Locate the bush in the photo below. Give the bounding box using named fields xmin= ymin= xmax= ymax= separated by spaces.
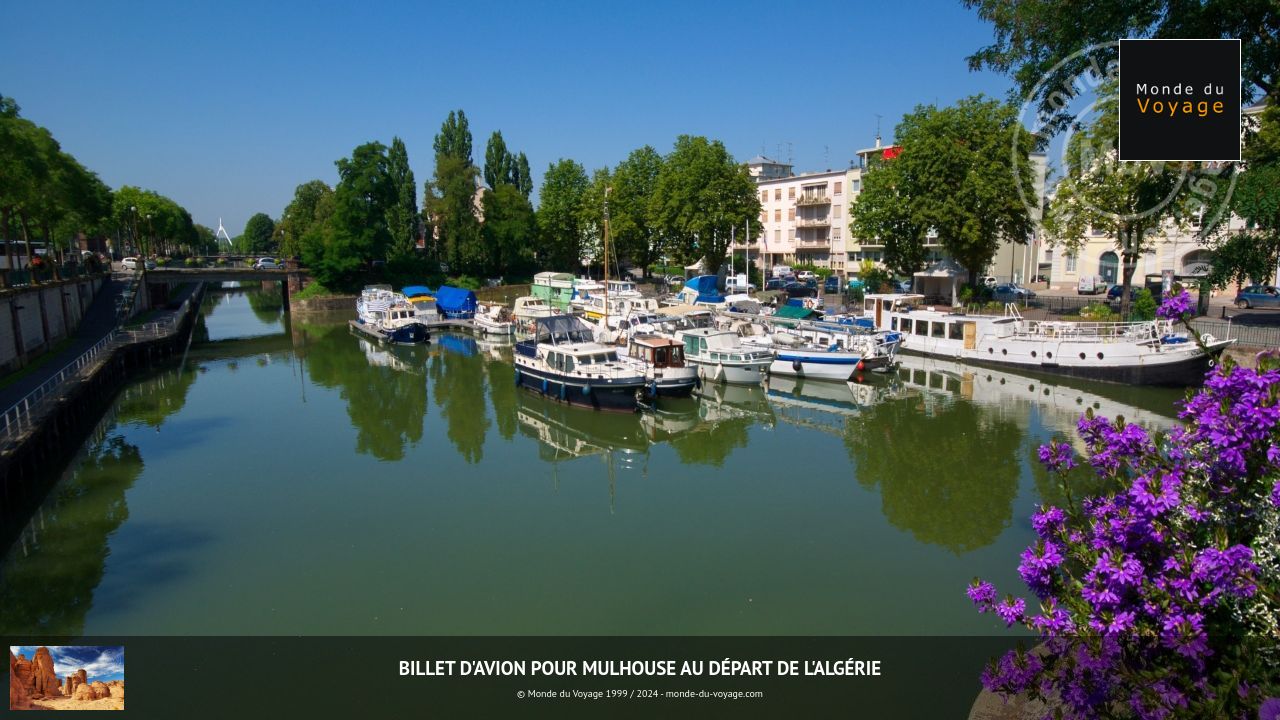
xmin=1079 ymin=303 xmax=1113 ymax=320
xmin=184 ymin=257 xmax=198 ymax=267
xmin=1130 ymin=288 xmax=1157 ymax=321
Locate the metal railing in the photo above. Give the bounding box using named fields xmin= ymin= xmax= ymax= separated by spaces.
xmin=1 ymin=329 xmax=118 ymax=440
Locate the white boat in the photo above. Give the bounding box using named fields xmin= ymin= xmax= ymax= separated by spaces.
xmin=674 ymin=327 xmax=774 ymax=385
xmin=767 ymin=327 xmax=902 ymax=381
xmin=474 ymin=302 xmax=516 ymax=336
xmin=531 ymin=272 xmax=576 ymax=311
xmin=513 ymin=315 xmax=648 ymax=411
xmin=861 ymin=293 xmax=1232 ymax=386
xmin=569 ymin=276 xmax=605 ymax=313
xmin=354 ymin=285 xmax=429 ymax=344
xmin=512 ymin=296 xmax=558 ymax=332
xmin=621 ymin=334 xmax=698 ymax=397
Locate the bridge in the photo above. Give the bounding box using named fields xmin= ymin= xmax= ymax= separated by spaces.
xmin=144 ymin=267 xmax=306 ymax=310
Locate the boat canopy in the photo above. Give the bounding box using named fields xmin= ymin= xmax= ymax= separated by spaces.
xmin=435 ymin=286 xmax=478 ymax=316
xmin=774 ymin=305 xmax=822 ymax=320
xmin=533 ymin=314 xmax=595 ymax=344
xmin=401 ymin=285 xmax=434 ymax=298
xmin=680 ymin=275 xmax=725 ymax=304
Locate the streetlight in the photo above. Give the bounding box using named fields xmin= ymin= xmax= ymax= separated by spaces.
xmin=129 ymin=205 xmax=138 ymax=257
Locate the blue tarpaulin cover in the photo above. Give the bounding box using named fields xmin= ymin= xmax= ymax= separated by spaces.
xmin=683 ymin=275 xmax=724 ymax=304
xmin=401 ymin=285 xmax=433 ymax=298
xmin=434 ymin=286 xmax=477 ymax=317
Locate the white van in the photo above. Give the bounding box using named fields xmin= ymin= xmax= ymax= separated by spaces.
xmin=724 ymin=273 xmax=756 ymax=293
xmin=772 ymin=265 xmax=792 ymax=278
xmin=1077 ymin=275 xmax=1105 ymax=295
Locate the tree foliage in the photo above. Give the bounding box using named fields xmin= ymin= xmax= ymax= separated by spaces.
xmin=536 ymin=159 xmax=589 ymax=270
xmin=852 ymin=96 xmax=1037 ymax=280
xmin=483 ymin=131 xmax=514 ymax=190
xmin=280 ymin=180 xmax=334 ymax=259
xmin=481 ymin=184 xmax=536 ymax=278
xmin=385 ymin=136 xmax=418 ymax=262
xmin=433 ymin=109 xmax=472 ymax=165
xmin=514 ymin=151 xmax=533 ymax=199
xmin=648 ymin=135 xmax=760 ymax=276
xmin=609 ymin=146 xmax=663 ymax=276
xmin=304 ymin=142 xmax=395 ymax=289
xmin=239 ymin=213 xmax=276 ymax=254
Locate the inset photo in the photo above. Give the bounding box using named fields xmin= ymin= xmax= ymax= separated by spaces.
xmin=9 ymin=646 xmax=124 ymax=711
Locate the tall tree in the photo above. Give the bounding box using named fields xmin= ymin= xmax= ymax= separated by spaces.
xmin=1209 ymin=104 xmax=1280 ymax=288
xmin=279 ymin=180 xmax=334 ymax=259
xmin=241 ymin=213 xmax=276 ymax=254
xmin=610 ymin=146 xmax=663 ymax=277
xmin=483 ymin=131 xmax=514 ymax=190
xmin=965 ymin=0 xmax=1278 ymax=136
xmin=425 ymin=111 xmax=483 ymax=275
xmin=648 ymin=135 xmax=761 ymax=276
xmin=481 ymin=184 xmax=536 ymax=277
xmin=535 ymin=159 xmax=589 ymax=270
xmin=578 ymin=167 xmax=613 ymax=272
xmin=514 ymin=152 xmax=533 ymax=199
xmin=851 ymin=96 xmax=1037 ymax=283
xmin=1044 ymin=85 xmax=1191 ymax=317
xmin=305 ymin=142 xmax=395 ymax=289
xmin=385 ymin=136 xmax=418 ymax=261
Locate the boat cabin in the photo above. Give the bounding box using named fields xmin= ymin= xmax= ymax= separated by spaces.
xmin=628 ymin=335 xmax=685 ymax=368
xmin=532 ymin=272 xmax=576 ymax=310
xmin=541 ymin=343 xmax=626 ymax=373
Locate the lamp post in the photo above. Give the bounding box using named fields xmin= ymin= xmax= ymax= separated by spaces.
xmin=145 ymin=213 xmax=153 ymax=258
xmin=129 ymin=205 xmax=138 ymax=258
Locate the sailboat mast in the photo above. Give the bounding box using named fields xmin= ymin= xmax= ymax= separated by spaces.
xmin=603 ymin=186 xmax=611 ymax=333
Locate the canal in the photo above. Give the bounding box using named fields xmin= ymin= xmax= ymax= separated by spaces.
xmin=0 ymin=284 xmax=1187 ymax=636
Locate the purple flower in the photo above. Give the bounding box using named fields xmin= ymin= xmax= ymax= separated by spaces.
xmin=1037 ymin=440 xmax=1077 ymax=473
xmin=1157 ymin=289 xmax=1194 ymax=320
xmin=1032 ymin=505 xmax=1066 ymax=539
xmin=995 ymin=597 xmax=1026 ymax=627
xmin=967 ymin=580 xmax=997 ymax=610
xmin=1259 ymin=697 xmax=1280 ymax=720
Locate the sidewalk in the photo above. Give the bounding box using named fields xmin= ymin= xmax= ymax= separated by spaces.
xmin=0 ymin=276 xmax=127 ymax=413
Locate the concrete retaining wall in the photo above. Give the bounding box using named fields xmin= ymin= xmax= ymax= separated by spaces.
xmin=0 ymin=277 xmax=105 ymax=373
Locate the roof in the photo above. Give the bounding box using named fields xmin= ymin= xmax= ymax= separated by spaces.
xmin=631 ymin=335 xmax=680 ymax=348
xmin=434 ymin=286 xmax=478 ymax=313
xmin=534 ymin=314 xmax=595 ymax=344
xmin=913 ymin=259 xmax=967 ymax=278
xmin=747 ymin=155 xmax=788 ymax=165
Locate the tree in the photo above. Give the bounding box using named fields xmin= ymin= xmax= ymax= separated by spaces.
xmin=279 ymin=180 xmax=334 ymax=259
xmin=483 ymin=131 xmax=514 ymax=190
xmin=578 ymin=167 xmax=613 ymax=272
xmin=385 ymin=136 xmax=418 ymax=262
xmin=1210 ymin=105 xmax=1280 ymax=287
xmin=852 ymin=97 xmax=1037 ymax=282
xmin=1044 ymin=85 xmax=1194 ymax=317
xmin=648 ymin=135 xmax=760 ymax=276
xmin=240 ymin=213 xmax=276 ymax=254
xmin=514 ymin=152 xmax=533 ymax=199
xmin=610 ymin=146 xmax=663 ymax=276
xmin=305 ymin=142 xmax=395 ymax=289
xmin=481 ymin=184 xmax=536 ymax=277
xmin=965 ymin=0 xmax=1279 ymax=137
xmin=535 ymin=159 xmax=589 ymax=270
xmin=425 ymin=110 xmax=483 ymax=275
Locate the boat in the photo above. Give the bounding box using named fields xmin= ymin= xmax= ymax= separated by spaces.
xmin=621 ymin=333 xmax=698 ymax=397
xmin=474 ymin=301 xmax=516 ymax=336
xmin=674 ymin=327 xmax=774 ymax=385
xmin=402 ymin=286 xmax=439 ymax=324
xmin=353 ymin=285 xmax=430 ymax=344
xmin=672 ymin=275 xmax=726 ymax=306
xmin=756 ymin=322 xmax=903 ymax=381
xmin=860 ymin=293 xmax=1233 ymax=386
xmin=434 ymin=286 xmax=477 ymax=319
xmin=513 ymin=315 xmax=648 ymax=411
xmin=531 ymin=272 xmax=576 ymax=311
xmin=512 ymin=296 xmax=558 ymax=332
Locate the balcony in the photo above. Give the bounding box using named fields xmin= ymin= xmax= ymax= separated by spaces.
xmin=795 ymin=194 xmax=831 ymax=206
xmin=796 ymin=217 xmax=831 ymax=228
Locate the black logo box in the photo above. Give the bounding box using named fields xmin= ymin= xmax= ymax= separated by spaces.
xmin=1119 ymin=38 xmax=1241 ymax=162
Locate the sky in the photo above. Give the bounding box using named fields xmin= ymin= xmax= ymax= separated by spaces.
xmin=1 ymin=0 xmax=1015 ymax=237
xmin=11 ymin=645 xmax=126 ymax=684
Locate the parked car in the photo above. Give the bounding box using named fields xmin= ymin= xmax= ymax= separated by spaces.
xmin=724 ymin=274 xmax=756 ymax=293
xmin=254 ymin=257 xmax=281 ymax=269
xmin=145 ymin=258 xmax=157 ymax=270
xmin=992 ymin=283 xmax=1037 ymax=302
xmin=847 ymin=277 xmax=866 ymax=291
xmin=764 ymin=278 xmax=786 ymax=291
xmin=121 ymin=257 xmax=138 ymax=271
xmin=783 ymin=282 xmax=817 ymax=298
xmin=978 ymin=275 xmax=998 ymax=288
xmin=1106 ymin=284 xmax=1140 ymax=303
xmin=796 ymin=270 xmax=816 ymax=282
xmin=1077 ymin=274 xmax=1106 ymax=295
xmin=1234 ymin=285 xmax=1280 ymax=309
xmin=823 ymin=276 xmax=841 ymax=293
xmin=665 ymin=274 xmax=686 ymax=287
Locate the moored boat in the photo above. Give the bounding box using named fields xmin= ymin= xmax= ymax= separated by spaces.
xmin=531 ymin=272 xmax=576 ymax=311
xmin=513 ymin=315 xmax=648 ymax=411
xmin=474 ymin=302 xmax=516 ymax=336
xmin=355 ymin=285 xmax=430 ymax=344
xmin=621 ymin=334 xmax=698 ymax=397
xmin=675 ymin=327 xmax=773 ymax=385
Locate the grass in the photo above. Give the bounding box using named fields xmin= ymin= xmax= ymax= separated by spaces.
xmin=293 ymin=281 xmax=337 ymax=300
xmin=0 ymin=337 xmax=76 ymax=391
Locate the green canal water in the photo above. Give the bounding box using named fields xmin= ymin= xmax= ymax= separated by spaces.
xmin=0 ymin=285 xmax=1187 ymax=636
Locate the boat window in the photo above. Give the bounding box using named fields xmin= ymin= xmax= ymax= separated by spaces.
xmin=563 ymin=356 xmax=575 ymax=372
xmin=654 ymin=347 xmax=668 ymax=366
xmin=931 ymin=321 xmax=946 ymax=338
xmin=890 ymin=317 xmax=898 ymax=331
xmin=914 ymin=320 xmax=928 ymax=336
xmin=604 ymin=352 xmax=619 ymax=362
xmin=595 ymin=353 xmax=610 ymax=364
xmin=949 ymin=323 xmax=964 ymax=340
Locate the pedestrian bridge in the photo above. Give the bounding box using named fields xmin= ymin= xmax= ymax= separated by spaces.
xmin=143 ymin=267 xmax=306 ymax=309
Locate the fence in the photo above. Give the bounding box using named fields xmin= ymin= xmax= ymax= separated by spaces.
xmin=1190 ymin=319 xmax=1280 ymax=349
xmin=1 ymin=330 xmax=117 ymax=441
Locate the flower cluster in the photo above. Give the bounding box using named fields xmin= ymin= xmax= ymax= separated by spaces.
xmin=1157 ymin=289 xmax=1195 ymax=321
xmin=968 ymin=353 xmax=1280 ymax=719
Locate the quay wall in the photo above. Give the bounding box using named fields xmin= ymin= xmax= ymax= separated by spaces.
xmin=0 ymin=276 xmax=108 ymax=374
xmin=0 ymin=284 xmax=204 ymax=554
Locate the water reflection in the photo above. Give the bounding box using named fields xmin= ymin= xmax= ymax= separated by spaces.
xmin=429 ymin=334 xmax=490 ymax=463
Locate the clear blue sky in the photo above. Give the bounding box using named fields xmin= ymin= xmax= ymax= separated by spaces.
xmin=1 ymin=0 xmax=1013 ymax=236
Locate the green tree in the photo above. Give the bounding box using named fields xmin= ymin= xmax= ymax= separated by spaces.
xmin=579 ymin=167 xmax=613 ymax=272
xmin=649 ymin=135 xmax=761 ymax=276
xmin=1044 ymin=85 xmax=1195 ymax=317
xmin=483 ymin=130 xmax=514 ymax=190
xmin=279 ymin=180 xmax=334 ymax=259
xmin=1209 ymin=105 xmax=1280 ymax=288
xmin=305 ymin=142 xmax=395 ymax=289
xmin=853 ymin=97 xmax=1036 ymax=283
xmin=610 ymin=146 xmax=663 ymax=276
xmin=385 ymin=136 xmax=418 ymax=262
xmin=514 ymin=151 xmax=533 ymax=199
xmin=240 ymin=213 xmax=276 ymax=254
xmin=433 ymin=109 xmax=472 ymax=165
xmin=425 ymin=111 xmax=483 ymax=274
xmin=965 ymin=0 xmax=1279 ymax=135
xmin=536 ymin=159 xmax=589 ymax=270
xmin=481 ymin=184 xmax=536 ymax=278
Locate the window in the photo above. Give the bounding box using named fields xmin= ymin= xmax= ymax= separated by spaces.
xmin=834 ymin=181 xmax=843 ymax=194
xmin=833 ymin=205 xmax=842 ymax=219
xmin=949 ymin=323 xmax=964 ymax=340
xmin=774 ymin=209 xmax=781 ymax=222
xmin=914 ymin=320 xmax=928 ymax=336
xmin=774 ymin=189 xmax=781 ymax=201
xmin=787 ymin=208 xmax=795 ymax=221
xmin=1065 ymin=253 xmax=1077 ymax=272
xmin=931 ymin=322 xmax=946 ymax=338
xmin=760 ymin=190 xmax=767 ymax=203
xmin=563 ymin=356 xmax=575 ymax=372
xmin=761 ymin=210 xmax=767 ymax=223
xmin=774 ymin=229 xmax=781 ymax=243
xmin=833 ymin=227 xmax=842 ymax=239
xmin=851 ymin=179 xmax=861 ymax=192
xmin=788 ymin=187 xmax=795 ymax=199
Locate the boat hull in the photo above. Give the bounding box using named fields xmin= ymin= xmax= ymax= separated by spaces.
xmin=770 ymin=350 xmax=889 ymax=381
xmin=350 ymin=319 xmax=430 ymax=345
xmin=514 ymin=364 xmax=643 ymax=411
xmin=647 ymin=374 xmax=698 ymax=398
xmin=689 ymin=359 xmax=768 ymax=386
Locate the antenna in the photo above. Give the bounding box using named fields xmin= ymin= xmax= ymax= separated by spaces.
xmin=786 ymin=142 xmax=793 ymax=165
xmin=824 ymin=145 xmax=829 ymax=169
xmin=874 ymin=114 xmax=882 ymax=145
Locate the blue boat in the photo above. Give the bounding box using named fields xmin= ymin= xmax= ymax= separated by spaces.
xmin=513 ymin=316 xmax=647 ymax=411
